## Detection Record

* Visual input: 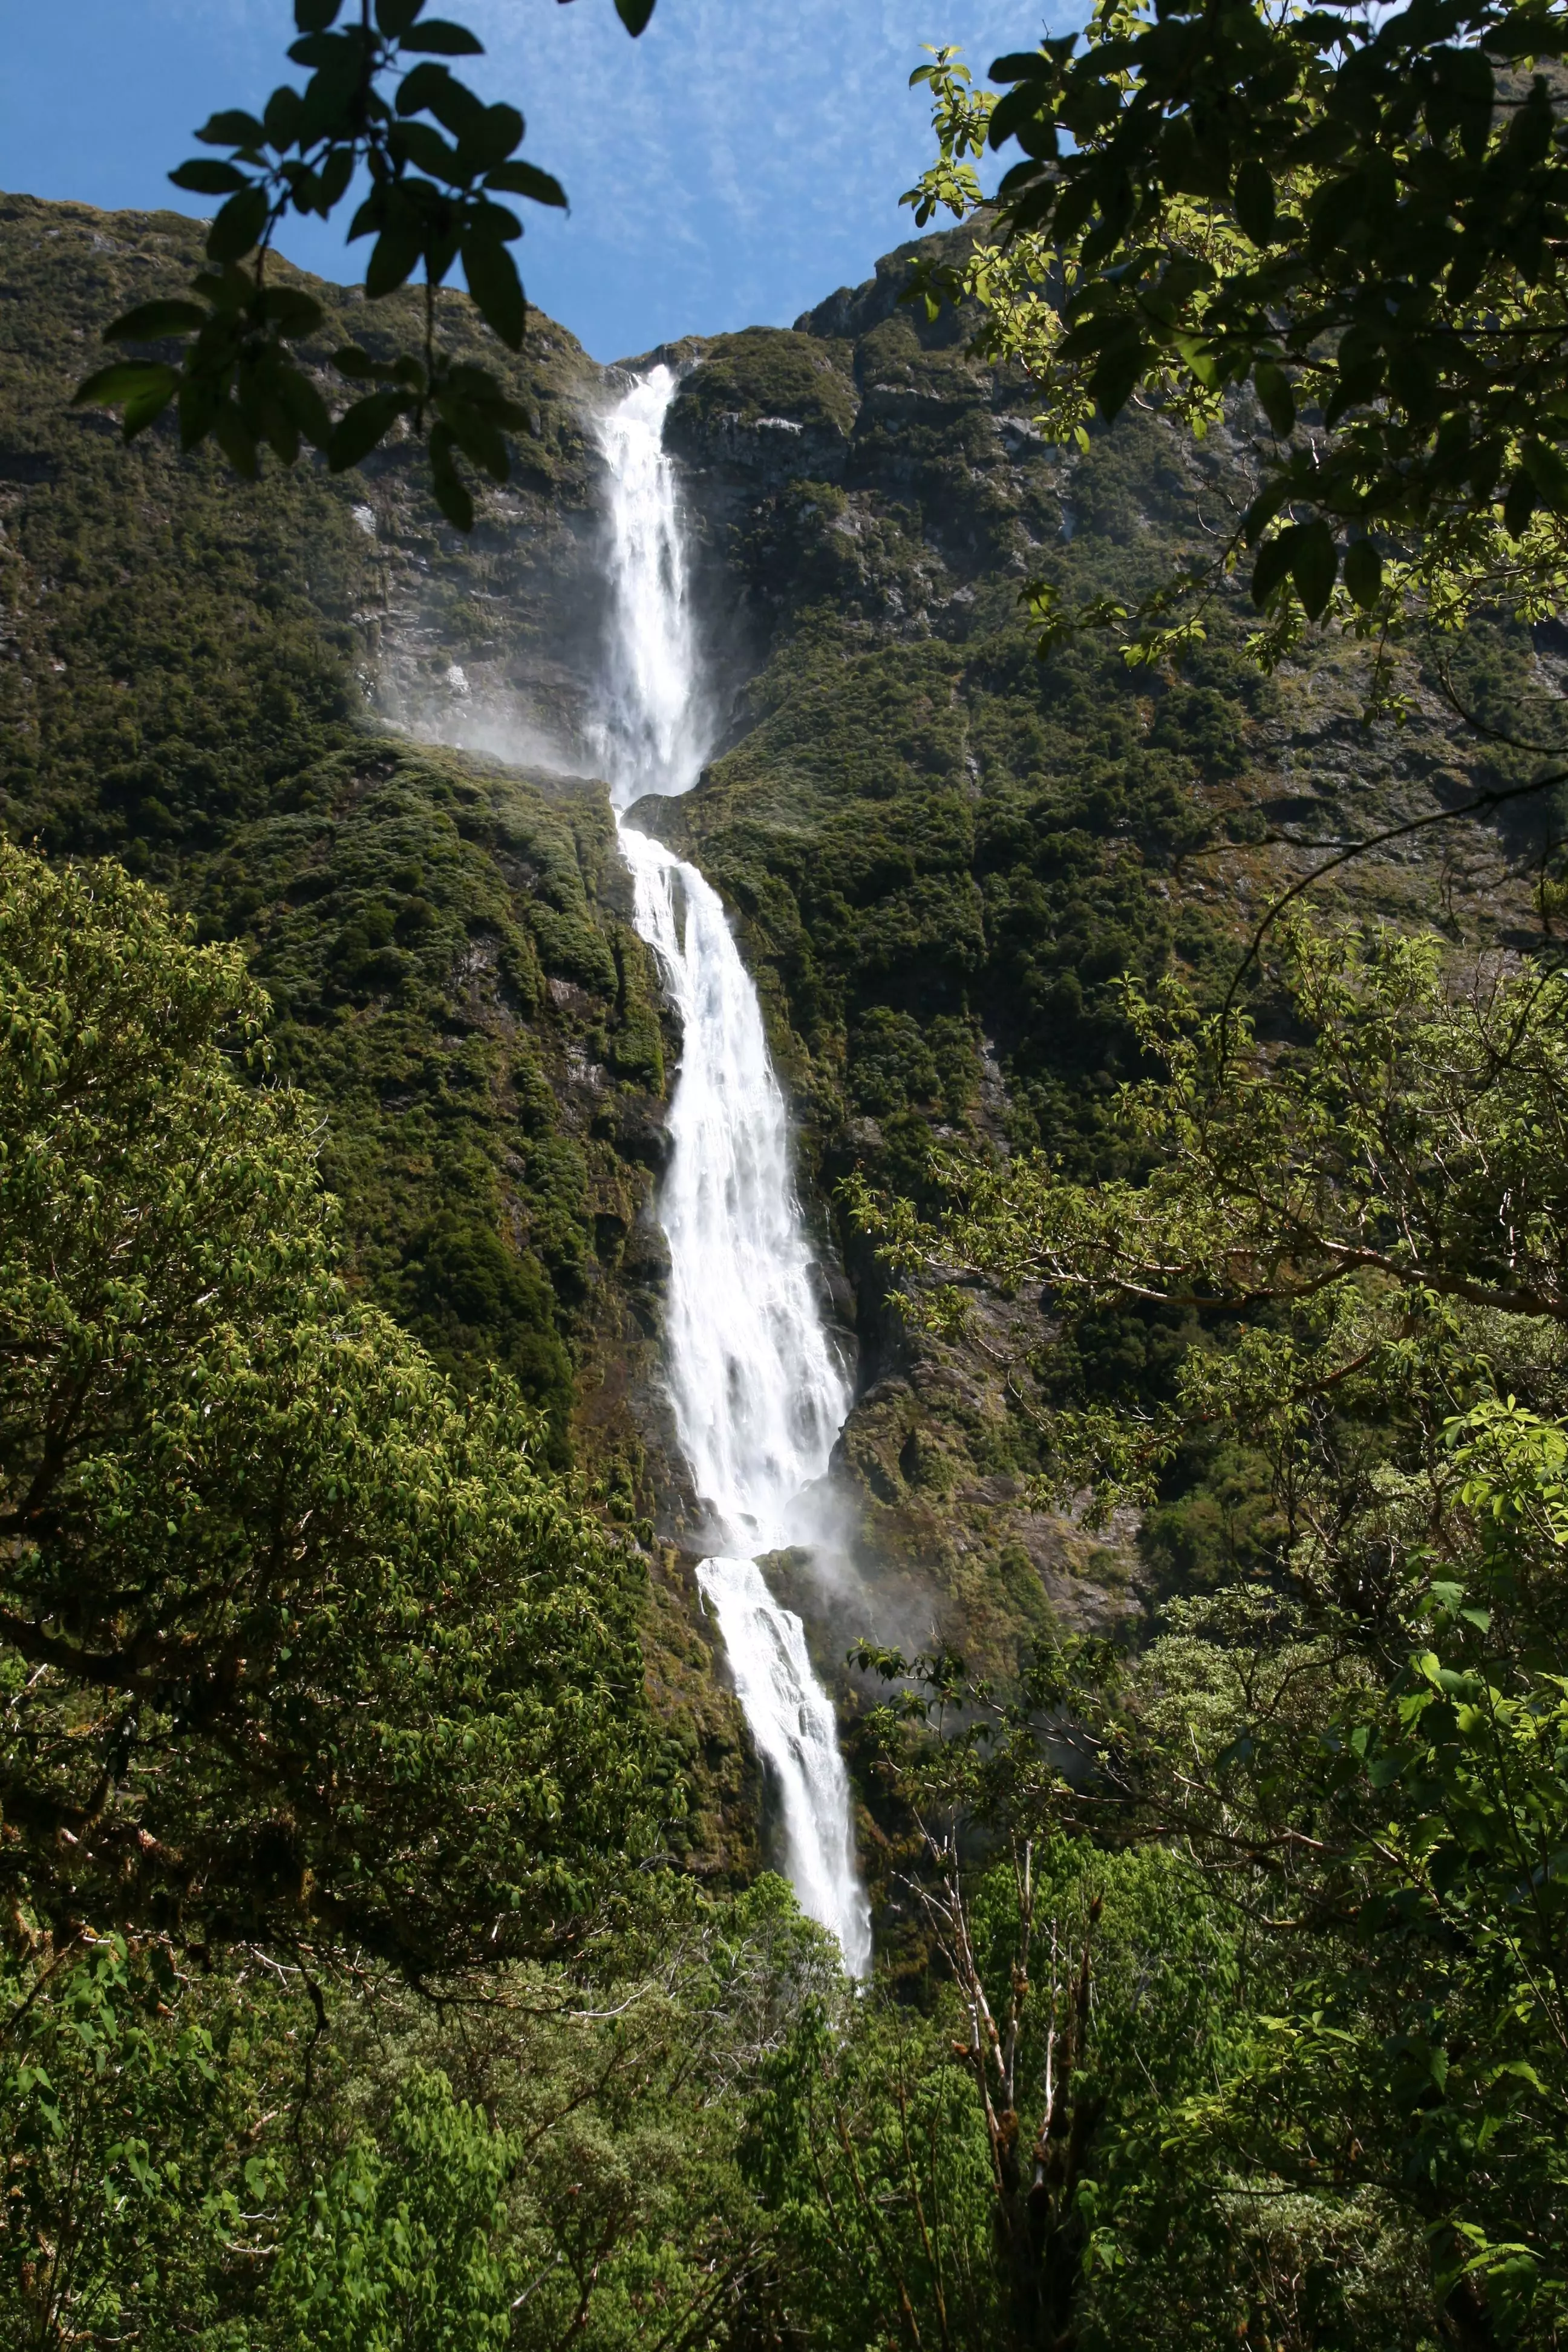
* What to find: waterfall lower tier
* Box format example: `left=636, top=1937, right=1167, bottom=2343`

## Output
left=619, top=826, right=871, bottom=1977
left=594, top=364, right=870, bottom=1975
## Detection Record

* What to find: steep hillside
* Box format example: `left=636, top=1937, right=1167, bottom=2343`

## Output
left=634, top=233, right=1557, bottom=1708
left=0, top=189, right=759, bottom=1882
left=3, top=187, right=1558, bottom=1898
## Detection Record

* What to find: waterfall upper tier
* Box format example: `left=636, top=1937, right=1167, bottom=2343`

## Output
left=595, top=366, right=871, bottom=1977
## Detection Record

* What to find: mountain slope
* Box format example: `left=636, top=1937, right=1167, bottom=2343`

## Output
left=2, top=187, right=1557, bottom=1890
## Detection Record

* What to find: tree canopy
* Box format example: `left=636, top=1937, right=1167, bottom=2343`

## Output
left=0, top=841, right=662, bottom=1972
left=74, top=0, right=655, bottom=527
left=907, top=0, right=1568, bottom=685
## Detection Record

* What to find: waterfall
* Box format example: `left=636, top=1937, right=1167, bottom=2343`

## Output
left=595, top=367, right=872, bottom=1977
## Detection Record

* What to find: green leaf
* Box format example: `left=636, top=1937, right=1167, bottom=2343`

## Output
left=170, top=160, right=252, bottom=197
left=329, top=389, right=409, bottom=470
left=434, top=391, right=509, bottom=480
left=399, top=18, right=484, bottom=53
left=1344, top=535, right=1383, bottom=608
left=333, top=345, right=377, bottom=379
left=1253, top=361, right=1295, bottom=438
left=377, top=0, right=426, bottom=30
left=206, top=187, right=270, bottom=264
left=294, top=0, right=343, bottom=27
left=275, top=365, right=335, bottom=452
left=365, top=229, right=423, bottom=298
left=430, top=454, right=475, bottom=531
left=1250, top=531, right=1295, bottom=606
left=197, top=111, right=268, bottom=149
left=462, top=235, right=525, bottom=349
left=212, top=403, right=260, bottom=480
left=484, top=162, right=567, bottom=208
left=1504, top=468, right=1537, bottom=538
left=1521, top=438, right=1568, bottom=516
left=72, top=361, right=180, bottom=439
left=1233, top=158, right=1276, bottom=245
left=396, top=59, right=454, bottom=115
left=254, top=286, right=324, bottom=336
left=104, top=301, right=208, bottom=344
left=1289, top=520, right=1337, bottom=618
left=615, top=0, right=656, bottom=30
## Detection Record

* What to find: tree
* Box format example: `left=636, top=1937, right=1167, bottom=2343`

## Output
left=73, top=0, right=656, bottom=529
left=852, top=919, right=1568, bottom=2336
left=906, top=2, right=1568, bottom=687
left=0, top=840, right=662, bottom=1972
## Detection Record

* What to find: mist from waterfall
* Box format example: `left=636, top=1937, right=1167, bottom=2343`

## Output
left=595, top=367, right=872, bottom=1976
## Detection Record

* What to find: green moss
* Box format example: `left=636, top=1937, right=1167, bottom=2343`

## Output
left=674, top=327, right=858, bottom=439
left=0, top=194, right=667, bottom=1481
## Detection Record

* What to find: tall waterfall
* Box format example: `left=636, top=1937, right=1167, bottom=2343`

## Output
left=595, top=367, right=872, bottom=1976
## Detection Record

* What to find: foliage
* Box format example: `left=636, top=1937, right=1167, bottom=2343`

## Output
left=74, top=0, right=654, bottom=525
left=0, top=840, right=661, bottom=1967
left=272, top=2069, right=518, bottom=2348
left=856, top=914, right=1568, bottom=2338
left=857, top=916, right=1568, bottom=1501
left=907, top=2, right=1568, bottom=684
left=0, top=1879, right=831, bottom=2351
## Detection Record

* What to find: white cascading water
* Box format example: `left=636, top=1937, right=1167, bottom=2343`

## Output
left=594, top=368, right=872, bottom=1976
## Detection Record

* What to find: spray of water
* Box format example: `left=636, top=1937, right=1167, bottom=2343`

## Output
left=596, top=367, right=872, bottom=1975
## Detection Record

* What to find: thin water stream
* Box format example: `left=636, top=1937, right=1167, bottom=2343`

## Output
left=593, top=368, right=872, bottom=1975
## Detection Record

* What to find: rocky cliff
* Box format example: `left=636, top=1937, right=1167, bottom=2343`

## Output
left=2, top=186, right=1556, bottom=1892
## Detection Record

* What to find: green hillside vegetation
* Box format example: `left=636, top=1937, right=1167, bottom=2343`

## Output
left=4, top=169, right=1567, bottom=2348
left=648, top=256, right=1556, bottom=1693
left=0, top=188, right=761, bottom=1877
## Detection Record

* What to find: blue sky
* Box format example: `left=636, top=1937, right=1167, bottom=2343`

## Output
left=1, top=1, right=1066, bottom=361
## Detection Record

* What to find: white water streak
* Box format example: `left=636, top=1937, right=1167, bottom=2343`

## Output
left=596, top=368, right=871, bottom=1975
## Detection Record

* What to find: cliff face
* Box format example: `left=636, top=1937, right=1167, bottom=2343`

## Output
left=2, top=188, right=1556, bottom=1880
left=0, top=189, right=759, bottom=1882
left=624, top=237, right=1550, bottom=1703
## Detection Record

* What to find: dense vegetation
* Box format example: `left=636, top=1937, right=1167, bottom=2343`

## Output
left=650, top=252, right=1560, bottom=1690
left=3, top=109, right=1567, bottom=2343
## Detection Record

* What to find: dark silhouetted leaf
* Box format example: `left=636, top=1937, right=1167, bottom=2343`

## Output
left=1250, top=532, right=1296, bottom=606
left=1254, top=361, right=1295, bottom=438
left=105, top=300, right=209, bottom=344
left=1344, top=536, right=1383, bottom=608
left=207, top=187, right=271, bottom=264
left=394, top=121, right=461, bottom=178
left=212, top=403, right=261, bottom=479
left=430, top=428, right=475, bottom=528
left=171, top=160, right=252, bottom=197
left=1290, top=519, right=1338, bottom=617
left=276, top=365, right=334, bottom=451
left=330, top=389, right=408, bottom=469
left=1233, top=158, right=1276, bottom=244
left=400, top=18, right=483, bottom=53
left=365, top=227, right=423, bottom=297
left=72, top=361, right=180, bottom=440
left=462, top=234, right=524, bottom=349
left=1504, top=468, right=1538, bottom=537
left=486, top=160, right=566, bottom=207
left=197, top=111, right=268, bottom=149
left=1521, top=437, right=1568, bottom=515
left=397, top=60, right=454, bottom=115
left=255, top=286, right=324, bottom=335
left=615, top=0, right=656, bottom=31
left=435, top=392, right=509, bottom=480
left=264, top=85, right=305, bottom=147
